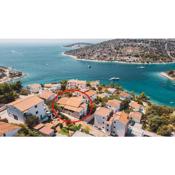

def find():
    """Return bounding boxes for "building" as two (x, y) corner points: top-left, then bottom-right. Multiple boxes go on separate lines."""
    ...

(39, 126), (55, 136)
(107, 88), (117, 94)
(57, 96), (87, 119)
(94, 107), (111, 130)
(129, 123), (160, 137)
(106, 99), (121, 113)
(129, 123), (144, 136)
(129, 101), (144, 113)
(119, 91), (132, 101)
(67, 79), (87, 90)
(0, 122), (21, 136)
(85, 90), (97, 101)
(39, 90), (56, 102)
(27, 84), (42, 93)
(90, 80), (100, 89)
(97, 93), (110, 99)
(44, 83), (61, 91)
(7, 95), (46, 123)
(129, 111), (142, 123)
(110, 111), (129, 136)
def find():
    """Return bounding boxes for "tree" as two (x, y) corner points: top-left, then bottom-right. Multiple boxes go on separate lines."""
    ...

(25, 115), (39, 128)
(60, 80), (67, 90)
(157, 125), (173, 136)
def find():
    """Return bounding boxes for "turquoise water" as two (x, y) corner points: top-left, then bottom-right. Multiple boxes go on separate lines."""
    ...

(0, 41), (175, 107)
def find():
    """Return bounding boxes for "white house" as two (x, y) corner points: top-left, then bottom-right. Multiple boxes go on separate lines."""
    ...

(106, 99), (121, 113)
(27, 84), (42, 93)
(129, 111), (142, 123)
(107, 88), (117, 94)
(94, 107), (111, 131)
(7, 95), (46, 123)
(44, 83), (61, 91)
(85, 90), (97, 101)
(110, 111), (129, 136)
(67, 79), (87, 90)
(0, 122), (21, 137)
(129, 101), (145, 113)
(119, 91), (132, 101)
(39, 90), (56, 102)
(57, 96), (87, 119)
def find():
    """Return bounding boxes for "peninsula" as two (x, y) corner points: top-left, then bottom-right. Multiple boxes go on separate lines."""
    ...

(64, 39), (175, 64)
(0, 66), (23, 84)
(64, 42), (93, 49)
(161, 70), (175, 80)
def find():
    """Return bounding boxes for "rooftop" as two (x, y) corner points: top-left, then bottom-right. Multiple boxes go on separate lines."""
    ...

(129, 112), (142, 122)
(119, 91), (131, 98)
(39, 90), (56, 100)
(9, 95), (44, 112)
(85, 90), (97, 97)
(107, 99), (121, 107)
(28, 84), (41, 89)
(0, 122), (21, 135)
(113, 111), (129, 125)
(94, 107), (111, 118)
(129, 101), (143, 109)
(39, 126), (54, 136)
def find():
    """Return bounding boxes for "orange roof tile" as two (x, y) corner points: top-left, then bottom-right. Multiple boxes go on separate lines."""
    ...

(94, 107), (111, 118)
(39, 90), (55, 100)
(107, 99), (121, 107)
(129, 112), (142, 121)
(119, 91), (131, 98)
(113, 111), (129, 125)
(0, 122), (21, 134)
(85, 90), (96, 97)
(129, 101), (142, 109)
(39, 126), (54, 135)
(34, 123), (45, 130)
(9, 95), (44, 112)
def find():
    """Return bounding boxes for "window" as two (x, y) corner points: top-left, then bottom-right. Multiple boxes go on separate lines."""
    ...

(36, 111), (38, 114)
(13, 115), (18, 120)
(35, 105), (37, 108)
(107, 129), (109, 131)
(103, 122), (105, 124)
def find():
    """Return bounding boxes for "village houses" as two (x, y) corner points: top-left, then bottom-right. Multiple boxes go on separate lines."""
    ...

(106, 99), (121, 113)
(27, 84), (42, 93)
(57, 96), (87, 119)
(7, 95), (46, 123)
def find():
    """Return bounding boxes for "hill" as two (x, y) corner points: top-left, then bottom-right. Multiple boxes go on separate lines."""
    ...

(64, 39), (175, 63)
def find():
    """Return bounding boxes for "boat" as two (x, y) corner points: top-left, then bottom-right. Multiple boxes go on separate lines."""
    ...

(138, 66), (145, 69)
(109, 77), (120, 81)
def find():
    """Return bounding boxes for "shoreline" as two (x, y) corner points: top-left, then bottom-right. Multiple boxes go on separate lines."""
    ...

(160, 72), (175, 81)
(62, 52), (175, 65)
(0, 66), (24, 84)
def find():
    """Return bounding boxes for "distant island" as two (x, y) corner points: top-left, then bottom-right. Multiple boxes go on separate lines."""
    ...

(0, 66), (23, 83)
(64, 39), (175, 64)
(161, 70), (175, 80)
(64, 42), (93, 49)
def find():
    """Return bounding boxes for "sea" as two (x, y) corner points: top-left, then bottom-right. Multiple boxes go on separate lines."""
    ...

(0, 40), (175, 107)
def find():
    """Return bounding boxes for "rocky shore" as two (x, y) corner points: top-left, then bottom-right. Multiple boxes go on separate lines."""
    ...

(160, 70), (175, 80)
(0, 66), (23, 83)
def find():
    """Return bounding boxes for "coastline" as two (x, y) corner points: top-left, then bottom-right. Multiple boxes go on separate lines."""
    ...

(0, 66), (24, 84)
(62, 52), (175, 65)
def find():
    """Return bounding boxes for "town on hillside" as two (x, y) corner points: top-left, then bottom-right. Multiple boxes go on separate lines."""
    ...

(0, 79), (175, 137)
